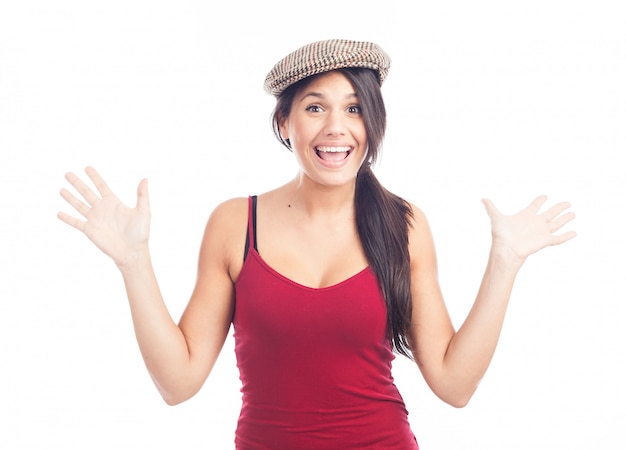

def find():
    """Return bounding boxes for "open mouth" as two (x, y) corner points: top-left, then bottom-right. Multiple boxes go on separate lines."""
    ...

(315, 146), (352, 162)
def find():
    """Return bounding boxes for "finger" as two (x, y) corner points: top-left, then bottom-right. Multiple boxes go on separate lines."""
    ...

(136, 178), (150, 213)
(481, 198), (500, 219)
(551, 230), (577, 246)
(85, 166), (113, 198)
(527, 195), (548, 213)
(60, 187), (91, 218)
(57, 211), (86, 232)
(64, 171), (100, 206)
(541, 201), (572, 222)
(549, 211), (576, 233)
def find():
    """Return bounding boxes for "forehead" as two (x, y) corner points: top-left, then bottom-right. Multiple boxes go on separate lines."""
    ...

(297, 71), (356, 96)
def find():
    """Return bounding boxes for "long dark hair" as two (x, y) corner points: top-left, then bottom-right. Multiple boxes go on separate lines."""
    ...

(271, 68), (415, 359)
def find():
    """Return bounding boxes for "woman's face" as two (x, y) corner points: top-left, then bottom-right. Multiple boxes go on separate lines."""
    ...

(279, 71), (368, 189)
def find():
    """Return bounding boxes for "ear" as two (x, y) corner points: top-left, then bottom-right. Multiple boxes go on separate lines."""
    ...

(278, 115), (289, 141)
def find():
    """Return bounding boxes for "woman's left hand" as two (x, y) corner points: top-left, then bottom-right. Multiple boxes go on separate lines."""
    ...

(482, 195), (576, 265)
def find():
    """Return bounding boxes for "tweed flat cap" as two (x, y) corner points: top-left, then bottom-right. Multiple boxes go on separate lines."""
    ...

(264, 39), (391, 97)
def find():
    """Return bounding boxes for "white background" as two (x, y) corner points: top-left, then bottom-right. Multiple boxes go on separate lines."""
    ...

(1, 1), (624, 448)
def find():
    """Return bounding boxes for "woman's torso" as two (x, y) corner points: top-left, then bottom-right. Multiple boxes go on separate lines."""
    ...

(231, 195), (418, 449)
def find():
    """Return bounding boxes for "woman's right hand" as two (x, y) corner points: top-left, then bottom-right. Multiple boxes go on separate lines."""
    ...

(58, 166), (151, 270)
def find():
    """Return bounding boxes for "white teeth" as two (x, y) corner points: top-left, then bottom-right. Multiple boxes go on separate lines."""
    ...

(316, 146), (351, 153)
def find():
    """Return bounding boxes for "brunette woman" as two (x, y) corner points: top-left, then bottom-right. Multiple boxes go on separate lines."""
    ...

(58, 39), (576, 449)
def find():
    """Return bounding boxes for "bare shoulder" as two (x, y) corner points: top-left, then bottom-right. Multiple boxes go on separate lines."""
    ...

(407, 202), (434, 241)
(406, 202), (437, 266)
(200, 197), (250, 281)
(207, 197), (249, 229)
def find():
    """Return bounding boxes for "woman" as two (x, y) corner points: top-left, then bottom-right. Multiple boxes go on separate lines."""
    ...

(58, 39), (576, 448)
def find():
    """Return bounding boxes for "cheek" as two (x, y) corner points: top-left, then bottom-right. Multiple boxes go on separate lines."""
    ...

(284, 120), (310, 148)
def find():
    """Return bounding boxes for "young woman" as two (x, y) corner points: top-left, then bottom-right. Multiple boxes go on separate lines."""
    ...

(57, 39), (576, 449)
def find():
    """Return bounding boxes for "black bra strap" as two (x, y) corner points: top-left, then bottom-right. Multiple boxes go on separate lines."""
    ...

(243, 195), (258, 261)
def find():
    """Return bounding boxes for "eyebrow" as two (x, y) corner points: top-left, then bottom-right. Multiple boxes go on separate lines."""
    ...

(298, 91), (358, 102)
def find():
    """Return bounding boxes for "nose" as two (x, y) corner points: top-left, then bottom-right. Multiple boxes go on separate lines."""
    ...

(323, 109), (346, 136)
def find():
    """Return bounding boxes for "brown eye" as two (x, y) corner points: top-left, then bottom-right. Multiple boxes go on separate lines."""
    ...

(305, 105), (323, 113)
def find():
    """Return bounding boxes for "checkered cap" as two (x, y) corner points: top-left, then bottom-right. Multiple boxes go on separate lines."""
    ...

(264, 39), (391, 97)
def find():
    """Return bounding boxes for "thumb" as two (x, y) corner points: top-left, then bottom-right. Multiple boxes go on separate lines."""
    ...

(481, 198), (500, 219)
(136, 178), (150, 212)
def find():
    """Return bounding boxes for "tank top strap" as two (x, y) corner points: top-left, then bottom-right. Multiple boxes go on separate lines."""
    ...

(243, 195), (258, 261)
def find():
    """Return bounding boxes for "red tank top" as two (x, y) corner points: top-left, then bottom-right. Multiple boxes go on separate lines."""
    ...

(233, 196), (418, 449)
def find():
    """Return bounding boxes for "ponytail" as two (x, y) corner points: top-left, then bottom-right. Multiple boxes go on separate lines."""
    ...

(355, 165), (414, 359)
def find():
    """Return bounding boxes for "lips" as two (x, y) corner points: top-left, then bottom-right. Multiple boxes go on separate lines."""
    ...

(315, 146), (352, 162)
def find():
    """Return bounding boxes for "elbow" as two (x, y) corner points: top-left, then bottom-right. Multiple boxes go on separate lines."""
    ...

(160, 388), (196, 406)
(437, 391), (473, 408)
(163, 397), (187, 407)
(162, 393), (187, 406)
(446, 394), (472, 409)
(151, 376), (198, 406)
(432, 382), (478, 409)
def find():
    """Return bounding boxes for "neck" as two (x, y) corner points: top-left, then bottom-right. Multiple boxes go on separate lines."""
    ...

(287, 172), (357, 219)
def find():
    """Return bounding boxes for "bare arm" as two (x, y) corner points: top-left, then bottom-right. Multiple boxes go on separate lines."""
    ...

(409, 196), (576, 407)
(58, 167), (238, 405)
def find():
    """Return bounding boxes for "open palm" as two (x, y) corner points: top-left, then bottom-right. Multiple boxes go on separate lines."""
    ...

(58, 166), (151, 268)
(482, 195), (576, 264)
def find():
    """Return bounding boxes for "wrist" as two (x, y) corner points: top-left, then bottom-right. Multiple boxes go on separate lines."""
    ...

(116, 246), (151, 275)
(489, 241), (525, 273)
